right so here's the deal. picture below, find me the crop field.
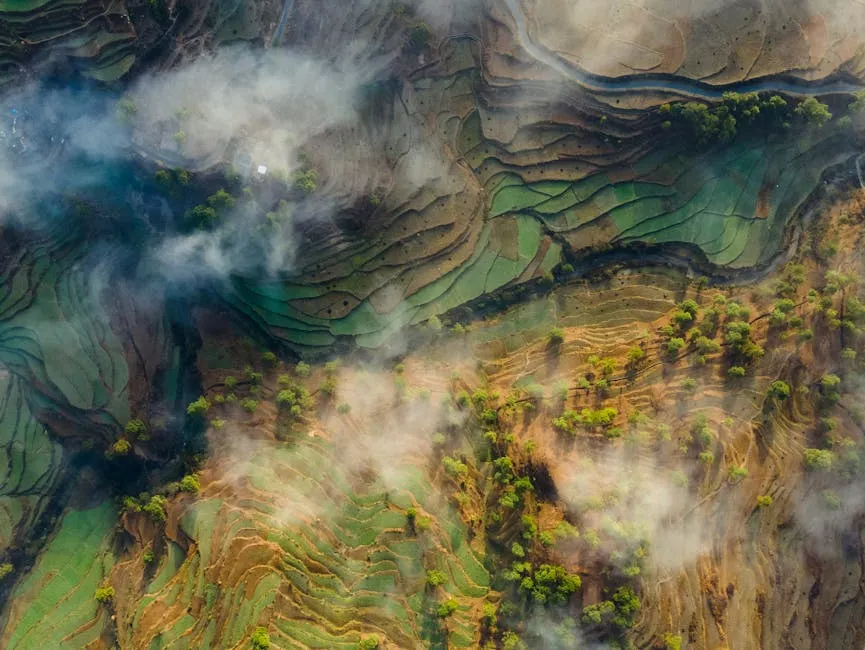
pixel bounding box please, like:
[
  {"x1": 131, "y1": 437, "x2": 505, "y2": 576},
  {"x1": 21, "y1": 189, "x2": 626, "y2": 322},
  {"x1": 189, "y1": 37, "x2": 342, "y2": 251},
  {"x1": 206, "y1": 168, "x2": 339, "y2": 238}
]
[{"x1": 120, "y1": 434, "x2": 490, "y2": 649}]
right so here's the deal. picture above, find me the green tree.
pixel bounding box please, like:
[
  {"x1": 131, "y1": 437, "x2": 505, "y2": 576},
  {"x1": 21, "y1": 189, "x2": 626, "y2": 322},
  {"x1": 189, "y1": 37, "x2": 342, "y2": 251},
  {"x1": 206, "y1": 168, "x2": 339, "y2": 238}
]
[
  {"x1": 769, "y1": 381, "x2": 791, "y2": 400},
  {"x1": 794, "y1": 97, "x2": 832, "y2": 126},
  {"x1": 94, "y1": 585, "x2": 115, "y2": 604},
  {"x1": 251, "y1": 627, "x2": 270, "y2": 650},
  {"x1": 179, "y1": 474, "x2": 200, "y2": 493}
]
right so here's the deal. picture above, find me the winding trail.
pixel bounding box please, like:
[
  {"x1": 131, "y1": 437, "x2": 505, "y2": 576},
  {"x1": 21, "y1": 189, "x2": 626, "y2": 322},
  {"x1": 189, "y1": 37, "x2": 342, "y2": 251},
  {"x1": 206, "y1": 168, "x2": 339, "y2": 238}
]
[{"x1": 502, "y1": 0, "x2": 864, "y2": 99}]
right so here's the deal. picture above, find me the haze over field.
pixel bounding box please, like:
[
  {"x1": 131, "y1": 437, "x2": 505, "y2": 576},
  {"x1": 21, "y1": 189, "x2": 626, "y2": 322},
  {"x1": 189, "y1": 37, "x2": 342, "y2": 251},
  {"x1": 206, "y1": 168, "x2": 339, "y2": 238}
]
[{"x1": 0, "y1": 1, "x2": 864, "y2": 649}]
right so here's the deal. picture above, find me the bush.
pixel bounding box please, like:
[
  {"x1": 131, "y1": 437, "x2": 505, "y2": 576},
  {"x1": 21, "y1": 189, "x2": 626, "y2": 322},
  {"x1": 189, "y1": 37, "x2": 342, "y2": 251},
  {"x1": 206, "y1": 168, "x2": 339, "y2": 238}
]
[
  {"x1": 757, "y1": 495, "x2": 773, "y2": 507},
  {"x1": 261, "y1": 351, "x2": 277, "y2": 365},
  {"x1": 0, "y1": 563, "x2": 13, "y2": 580},
  {"x1": 357, "y1": 637, "x2": 380, "y2": 650},
  {"x1": 728, "y1": 366, "x2": 746, "y2": 378},
  {"x1": 241, "y1": 399, "x2": 259, "y2": 413},
  {"x1": 728, "y1": 465, "x2": 748, "y2": 483},
  {"x1": 142, "y1": 550, "x2": 154, "y2": 564},
  {"x1": 295, "y1": 361, "x2": 311, "y2": 377},
  {"x1": 94, "y1": 585, "x2": 115, "y2": 604},
  {"x1": 682, "y1": 378, "x2": 698, "y2": 392},
  {"x1": 251, "y1": 627, "x2": 270, "y2": 650}
]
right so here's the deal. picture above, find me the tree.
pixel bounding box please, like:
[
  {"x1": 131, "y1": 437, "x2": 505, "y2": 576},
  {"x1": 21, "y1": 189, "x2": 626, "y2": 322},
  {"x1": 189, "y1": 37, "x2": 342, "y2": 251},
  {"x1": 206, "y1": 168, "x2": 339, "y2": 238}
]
[
  {"x1": 426, "y1": 569, "x2": 447, "y2": 587},
  {"x1": 189, "y1": 204, "x2": 218, "y2": 227},
  {"x1": 357, "y1": 637, "x2": 380, "y2": 650},
  {"x1": 804, "y1": 448, "x2": 835, "y2": 471},
  {"x1": 667, "y1": 338, "x2": 686, "y2": 354},
  {"x1": 94, "y1": 585, "x2": 115, "y2": 604},
  {"x1": 437, "y1": 597, "x2": 459, "y2": 617},
  {"x1": 626, "y1": 346, "x2": 645, "y2": 365},
  {"x1": 186, "y1": 395, "x2": 210, "y2": 417},
  {"x1": 143, "y1": 495, "x2": 168, "y2": 522},
  {"x1": 179, "y1": 474, "x2": 200, "y2": 493},
  {"x1": 548, "y1": 327, "x2": 565, "y2": 345},
  {"x1": 769, "y1": 381, "x2": 791, "y2": 400},
  {"x1": 295, "y1": 361, "x2": 311, "y2": 377},
  {"x1": 794, "y1": 97, "x2": 832, "y2": 126},
  {"x1": 112, "y1": 439, "x2": 131, "y2": 456},
  {"x1": 251, "y1": 627, "x2": 270, "y2": 650},
  {"x1": 728, "y1": 366, "x2": 746, "y2": 378},
  {"x1": 125, "y1": 418, "x2": 147, "y2": 439}
]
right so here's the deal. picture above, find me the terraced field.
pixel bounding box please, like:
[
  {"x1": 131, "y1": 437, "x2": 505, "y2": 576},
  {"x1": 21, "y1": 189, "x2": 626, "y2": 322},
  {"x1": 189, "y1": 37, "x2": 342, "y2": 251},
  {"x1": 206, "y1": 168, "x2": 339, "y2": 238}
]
[
  {"x1": 2, "y1": 502, "x2": 116, "y2": 649},
  {"x1": 115, "y1": 434, "x2": 491, "y2": 649},
  {"x1": 0, "y1": 0, "x2": 138, "y2": 85},
  {"x1": 0, "y1": 225, "x2": 130, "y2": 438},
  {"x1": 0, "y1": 369, "x2": 62, "y2": 556}
]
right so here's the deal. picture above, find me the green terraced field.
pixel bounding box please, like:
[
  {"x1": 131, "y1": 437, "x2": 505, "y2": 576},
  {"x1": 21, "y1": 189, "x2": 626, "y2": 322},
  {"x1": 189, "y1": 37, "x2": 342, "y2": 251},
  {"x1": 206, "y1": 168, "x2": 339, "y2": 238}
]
[
  {"x1": 0, "y1": 370, "x2": 62, "y2": 555},
  {"x1": 126, "y1": 436, "x2": 491, "y2": 649},
  {"x1": 2, "y1": 502, "x2": 116, "y2": 649},
  {"x1": 464, "y1": 111, "x2": 856, "y2": 269},
  {"x1": 0, "y1": 230, "x2": 130, "y2": 432}
]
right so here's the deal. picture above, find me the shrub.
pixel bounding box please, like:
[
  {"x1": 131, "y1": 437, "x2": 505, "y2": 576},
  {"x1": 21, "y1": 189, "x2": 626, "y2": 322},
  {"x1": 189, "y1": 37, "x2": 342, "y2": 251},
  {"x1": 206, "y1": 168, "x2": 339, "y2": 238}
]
[
  {"x1": 142, "y1": 550, "x2": 154, "y2": 564},
  {"x1": 757, "y1": 495, "x2": 773, "y2": 507},
  {"x1": 728, "y1": 465, "x2": 748, "y2": 482},
  {"x1": 682, "y1": 378, "x2": 698, "y2": 392},
  {"x1": 0, "y1": 563, "x2": 13, "y2": 579},
  {"x1": 241, "y1": 399, "x2": 259, "y2": 413},
  {"x1": 261, "y1": 351, "x2": 278, "y2": 365},
  {"x1": 728, "y1": 365, "x2": 746, "y2": 378},
  {"x1": 358, "y1": 637, "x2": 380, "y2": 650},
  {"x1": 251, "y1": 627, "x2": 270, "y2": 650},
  {"x1": 548, "y1": 327, "x2": 565, "y2": 345}
]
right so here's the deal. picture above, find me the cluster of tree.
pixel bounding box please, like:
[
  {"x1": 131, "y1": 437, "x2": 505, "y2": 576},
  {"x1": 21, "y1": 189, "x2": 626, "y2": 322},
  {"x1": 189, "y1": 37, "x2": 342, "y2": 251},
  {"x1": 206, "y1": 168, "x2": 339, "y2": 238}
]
[
  {"x1": 659, "y1": 92, "x2": 832, "y2": 146},
  {"x1": 552, "y1": 407, "x2": 618, "y2": 436}
]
